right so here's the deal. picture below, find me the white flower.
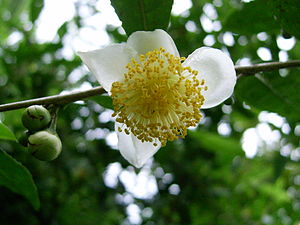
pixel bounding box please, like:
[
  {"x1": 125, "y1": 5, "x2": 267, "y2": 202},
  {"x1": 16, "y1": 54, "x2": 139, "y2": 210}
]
[{"x1": 78, "y1": 29, "x2": 236, "y2": 168}]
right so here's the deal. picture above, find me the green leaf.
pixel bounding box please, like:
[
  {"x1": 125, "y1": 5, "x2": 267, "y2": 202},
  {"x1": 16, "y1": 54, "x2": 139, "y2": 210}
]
[
  {"x1": 189, "y1": 130, "x2": 244, "y2": 164},
  {"x1": 29, "y1": 0, "x2": 44, "y2": 23},
  {"x1": 271, "y1": 0, "x2": 300, "y2": 40},
  {"x1": 57, "y1": 22, "x2": 68, "y2": 39},
  {"x1": 235, "y1": 70, "x2": 300, "y2": 121},
  {"x1": 272, "y1": 152, "x2": 288, "y2": 182},
  {"x1": 0, "y1": 121, "x2": 16, "y2": 141},
  {"x1": 6, "y1": 0, "x2": 31, "y2": 24},
  {"x1": 111, "y1": 0, "x2": 174, "y2": 35},
  {"x1": 90, "y1": 95, "x2": 114, "y2": 110},
  {"x1": 0, "y1": 149, "x2": 40, "y2": 210},
  {"x1": 224, "y1": 0, "x2": 279, "y2": 35}
]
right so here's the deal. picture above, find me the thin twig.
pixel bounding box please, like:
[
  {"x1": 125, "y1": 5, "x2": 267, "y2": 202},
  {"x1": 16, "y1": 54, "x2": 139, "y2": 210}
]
[
  {"x1": 1, "y1": 60, "x2": 300, "y2": 112},
  {"x1": 0, "y1": 87, "x2": 105, "y2": 112},
  {"x1": 235, "y1": 60, "x2": 300, "y2": 75}
]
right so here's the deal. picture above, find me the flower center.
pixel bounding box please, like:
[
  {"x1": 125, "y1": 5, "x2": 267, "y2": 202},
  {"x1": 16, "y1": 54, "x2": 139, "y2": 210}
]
[{"x1": 111, "y1": 48, "x2": 206, "y2": 146}]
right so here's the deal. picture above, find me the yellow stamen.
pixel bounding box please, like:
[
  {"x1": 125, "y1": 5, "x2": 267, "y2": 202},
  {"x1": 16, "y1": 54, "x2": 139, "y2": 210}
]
[{"x1": 111, "y1": 48, "x2": 206, "y2": 146}]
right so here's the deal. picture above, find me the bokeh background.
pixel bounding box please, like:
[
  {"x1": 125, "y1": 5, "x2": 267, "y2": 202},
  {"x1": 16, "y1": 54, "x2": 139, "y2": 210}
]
[{"x1": 0, "y1": 0, "x2": 300, "y2": 224}]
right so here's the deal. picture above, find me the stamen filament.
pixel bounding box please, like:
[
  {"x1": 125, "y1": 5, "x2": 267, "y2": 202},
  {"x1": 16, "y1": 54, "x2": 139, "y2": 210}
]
[{"x1": 111, "y1": 48, "x2": 206, "y2": 146}]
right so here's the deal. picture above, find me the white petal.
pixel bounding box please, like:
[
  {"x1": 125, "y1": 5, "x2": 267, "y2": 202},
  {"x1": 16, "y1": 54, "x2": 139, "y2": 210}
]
[
  {"x1": 78, "y1": 44, "x2": 137, "y2": 92},
  {"x1": 183, "y1": 47, "x2": 236, "y2": 108},
  {"x1": 115, "y1": 122, "x2": 161, "y2": 168},
  {"x1": 127, "y1": 29, "x2": 180, "y2": 56}
]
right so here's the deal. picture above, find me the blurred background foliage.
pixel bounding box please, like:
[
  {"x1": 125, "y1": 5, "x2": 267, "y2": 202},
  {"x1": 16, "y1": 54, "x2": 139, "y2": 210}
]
[{"x1": 0, "y1": 0, "x2": 300, "y2": 224}]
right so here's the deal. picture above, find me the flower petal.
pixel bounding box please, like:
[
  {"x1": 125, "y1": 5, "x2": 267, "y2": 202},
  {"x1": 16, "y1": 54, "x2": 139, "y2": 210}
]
[
  {"x1": 127, "y1": 29, "x2": 180, "y2": 56},
  {"x1": 78, "y1": 44, "x2": 137, "y2": 92},
  {"x1": 183, "y1": 47, "x2": 236, "y2": 108},
  {"x1": 115, "y1": 122, "x2": 161, "y2": 168}
]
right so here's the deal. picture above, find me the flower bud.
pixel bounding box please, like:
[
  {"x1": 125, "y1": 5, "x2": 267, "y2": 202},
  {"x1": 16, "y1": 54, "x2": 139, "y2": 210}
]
[
  {"x1": 22, "y1": 105, "x2": 51, "y2": 132},
  {"x1": 28, "y1": 130, "x2": 62, "y2": 161}
]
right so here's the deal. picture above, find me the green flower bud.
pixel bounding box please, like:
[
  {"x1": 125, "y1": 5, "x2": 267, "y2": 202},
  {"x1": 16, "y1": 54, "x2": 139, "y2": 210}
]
[
  {"x1": 17, "y1": 131, "x2": 30, "y2": 147},
  {"x1": 28, "y1": 130, "x2": 62, "y2": 161},
  {"x1": 22, "y1": 105, "x2": 51, "y2": 132}
]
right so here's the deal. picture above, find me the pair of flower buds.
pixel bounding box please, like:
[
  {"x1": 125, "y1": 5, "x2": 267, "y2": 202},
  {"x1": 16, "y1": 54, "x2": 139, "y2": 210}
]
[{"x1": 19, "y1": 105, "x2": 62, "y2": 161}]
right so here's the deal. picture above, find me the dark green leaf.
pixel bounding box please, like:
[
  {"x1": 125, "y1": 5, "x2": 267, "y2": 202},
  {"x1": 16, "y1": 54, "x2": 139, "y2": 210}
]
[
  {"x1": 0, "y1": 121, "x2": 16, "y2": 141},
  {"x1": 29, "y1": 0, "x2": 44, "y2": 23},
  {"x1": 272, "y1": 152, "x2": 288, "y2": 182},
  {"x1": 57, "y1": 22, "x2": 68, "y2": 39},
  {"x1": 224, "y1": 0, "x2": 279, "y2": 35},
  {"x1": 111, "y1": 0, "x2": 173, "y2": 35},
  {"x1": 235, "y1": 70, "x2": 300, "y2": 121},
  {"x1": 189, "y1": 130, "x2": 244, "y2": 164},
  {"x1": 271, "y1": 0, "x2": 300, "y2": 40},
  {"x1": 0, "y1": 149, "x2": 40, "y2": 210},
  {"x1": 90, "y1": 95, "x2": 114, "y2": 110}
]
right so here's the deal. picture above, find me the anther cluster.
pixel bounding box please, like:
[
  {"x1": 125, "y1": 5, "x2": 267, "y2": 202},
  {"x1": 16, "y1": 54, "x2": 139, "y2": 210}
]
[{"x1": 111, "y1": 48, "x2": 206, "y2": 146}]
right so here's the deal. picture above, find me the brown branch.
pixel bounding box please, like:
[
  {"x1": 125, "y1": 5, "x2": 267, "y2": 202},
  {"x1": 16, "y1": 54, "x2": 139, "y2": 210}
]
[
  {"x1": 1, "y1": 60, "x2": 300, "y2": 112},
  {"x1": 0, "y1": 87, "x2": 105, "y2": 112},
  {"x1": 235, "y1": 60, "x2": 300, "y2": 75}
]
